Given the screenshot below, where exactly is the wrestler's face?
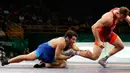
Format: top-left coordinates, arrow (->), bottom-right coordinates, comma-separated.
66,36 -> 77,46
70,36 -> 77,44
117,13 -> 126,21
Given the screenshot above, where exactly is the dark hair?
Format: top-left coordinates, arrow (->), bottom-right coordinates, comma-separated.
64,30 -> 78,39
119,6 -> 129,17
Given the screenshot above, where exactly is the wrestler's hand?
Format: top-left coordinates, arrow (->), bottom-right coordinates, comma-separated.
98,41 -> 104,48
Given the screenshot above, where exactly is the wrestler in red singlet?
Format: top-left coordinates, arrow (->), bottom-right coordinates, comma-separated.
94,8 -> 119,45
78,7 -> 130,68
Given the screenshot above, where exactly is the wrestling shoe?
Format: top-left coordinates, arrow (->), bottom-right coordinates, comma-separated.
0,46 -> 5,60
1,57 -> 9,66
98,57 -> 108,68
33,61 -> 45,68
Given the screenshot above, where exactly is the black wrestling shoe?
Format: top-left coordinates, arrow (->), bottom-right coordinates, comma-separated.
33,62 -> 45,68
1,57 -> 9,66
0,46 -> 5,60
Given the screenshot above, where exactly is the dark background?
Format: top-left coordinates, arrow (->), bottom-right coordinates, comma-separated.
1,0 -> 130,22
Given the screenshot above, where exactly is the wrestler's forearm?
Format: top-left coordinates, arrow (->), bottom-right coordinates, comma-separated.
72,47 -> 80,51
55,55 -> 71,60
91,26 -> 100,41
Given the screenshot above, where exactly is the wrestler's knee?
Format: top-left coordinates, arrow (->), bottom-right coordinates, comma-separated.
120,45 -> 124,50
116,44 -> 124,51
92,55 -> 99,60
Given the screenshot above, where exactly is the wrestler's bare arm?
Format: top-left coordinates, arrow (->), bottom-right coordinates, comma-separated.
71,43 -> 81,51
91,12 -> 112,41
125,15 -> 130,26
55,42 -> 72,60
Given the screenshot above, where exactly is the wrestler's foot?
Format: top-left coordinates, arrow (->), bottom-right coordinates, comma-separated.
33,61 -> 45,68
98,57 -> 108,68
1,57 -> 9,66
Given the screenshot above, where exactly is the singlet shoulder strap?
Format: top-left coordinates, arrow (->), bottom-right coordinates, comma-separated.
110,8 -> 119,27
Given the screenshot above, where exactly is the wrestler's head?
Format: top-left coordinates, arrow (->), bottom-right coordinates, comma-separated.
117,6 -> 129,21
64,30 -> 78,46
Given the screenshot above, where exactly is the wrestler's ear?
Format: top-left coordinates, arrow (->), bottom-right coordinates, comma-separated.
117,12 -> 119,14
65,36 -> 69,40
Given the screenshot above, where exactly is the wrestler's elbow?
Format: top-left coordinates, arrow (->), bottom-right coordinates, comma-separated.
91,24 -> 97,31
55,54 -> 63,60
55,55 -> 60,60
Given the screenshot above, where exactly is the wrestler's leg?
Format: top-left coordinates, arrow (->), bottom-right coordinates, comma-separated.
98,34 -> 124,68
9,52 -> 37,63
108,36 -> 124,56
78,45 -> 103,60
1,51 -> 37,66
78,30 -> 104,60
